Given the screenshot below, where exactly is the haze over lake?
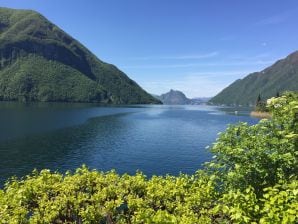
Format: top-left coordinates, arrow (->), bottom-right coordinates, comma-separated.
0,103 -> 258,185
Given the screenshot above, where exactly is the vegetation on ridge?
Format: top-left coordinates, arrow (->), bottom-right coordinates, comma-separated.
209,51 -> 298,106
0,92 -> 297,223
0,7 -> 160,104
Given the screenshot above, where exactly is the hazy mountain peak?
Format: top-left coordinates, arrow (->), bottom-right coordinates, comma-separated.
158,90 -> 190,105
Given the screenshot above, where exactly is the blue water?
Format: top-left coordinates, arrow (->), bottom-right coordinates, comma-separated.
0,103 -> 258,185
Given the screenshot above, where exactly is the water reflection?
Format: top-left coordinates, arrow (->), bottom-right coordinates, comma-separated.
0,103 -> 259,185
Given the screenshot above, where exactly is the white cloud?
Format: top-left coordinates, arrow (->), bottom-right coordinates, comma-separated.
123,53 -> 286,97
159,52 -> 219,60
121,60 -> 274,69
139,71 -> 253,98
128,51 -> 219,60
255,10 -> 295,26
187,71 -> 253,78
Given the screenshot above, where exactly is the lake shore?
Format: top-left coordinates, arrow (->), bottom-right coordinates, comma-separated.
250,111 -> 271,119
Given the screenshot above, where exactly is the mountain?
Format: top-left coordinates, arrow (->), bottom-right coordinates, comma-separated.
0,7 -> 160,104
157,90 -> 191,105
209,51 -> 298,106
190,97 -> 211,105
154,90 -> 210,105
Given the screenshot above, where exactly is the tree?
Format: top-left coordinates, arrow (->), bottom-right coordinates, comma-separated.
0,92 -> 297,223
255,93 -> 268,112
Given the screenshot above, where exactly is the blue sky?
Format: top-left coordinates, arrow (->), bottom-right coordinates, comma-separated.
1,0 -> 298,97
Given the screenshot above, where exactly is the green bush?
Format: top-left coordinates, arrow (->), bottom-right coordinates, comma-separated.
0,92 -> 297,223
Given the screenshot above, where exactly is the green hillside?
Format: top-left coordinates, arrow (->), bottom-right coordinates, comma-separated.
209,51 -> 298,106
0,7 -> 160,104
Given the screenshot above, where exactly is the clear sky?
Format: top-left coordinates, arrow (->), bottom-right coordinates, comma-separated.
1,0 -> 298,97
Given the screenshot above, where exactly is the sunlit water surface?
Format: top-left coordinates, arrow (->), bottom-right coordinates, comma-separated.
0,102 -> 258,185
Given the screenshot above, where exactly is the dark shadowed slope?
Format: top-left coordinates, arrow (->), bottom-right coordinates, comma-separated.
0,7 -> 160,104
209,51 -> 298,105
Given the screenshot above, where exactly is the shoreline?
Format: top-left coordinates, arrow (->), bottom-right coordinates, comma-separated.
250,111 -> 271,118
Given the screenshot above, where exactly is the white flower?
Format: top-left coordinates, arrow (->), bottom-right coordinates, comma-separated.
274,104 -> 282,108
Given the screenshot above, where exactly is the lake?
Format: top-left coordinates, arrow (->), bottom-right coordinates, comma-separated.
0,102 -> 259,185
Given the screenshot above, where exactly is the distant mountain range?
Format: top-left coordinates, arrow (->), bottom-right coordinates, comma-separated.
154,90 -> 210,105
0,7 -> 160,104
209,51 -> 298,106
191,97 -> 212,105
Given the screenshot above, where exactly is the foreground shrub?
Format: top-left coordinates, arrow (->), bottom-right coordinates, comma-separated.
0,92 -> 297,223
0,169 -> 217,223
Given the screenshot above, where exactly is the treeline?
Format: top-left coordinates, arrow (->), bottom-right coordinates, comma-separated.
254,92 -> 280,112
0,92 -> 297,223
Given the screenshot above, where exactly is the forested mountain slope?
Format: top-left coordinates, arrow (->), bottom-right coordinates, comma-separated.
0,7 -> 160,104
209,51 -> 298,105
